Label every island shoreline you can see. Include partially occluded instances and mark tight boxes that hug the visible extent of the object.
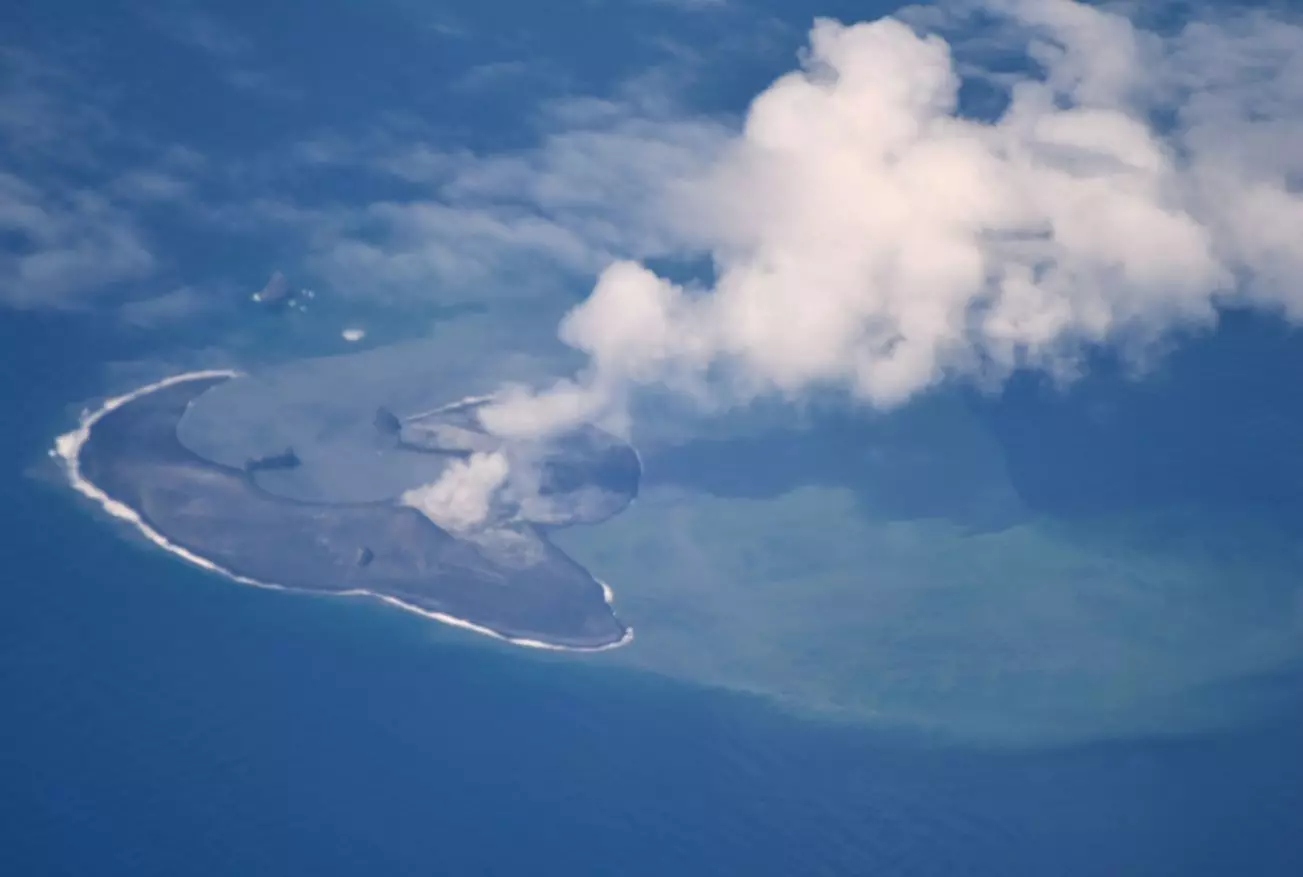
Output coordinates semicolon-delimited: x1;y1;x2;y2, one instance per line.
51;370;633;654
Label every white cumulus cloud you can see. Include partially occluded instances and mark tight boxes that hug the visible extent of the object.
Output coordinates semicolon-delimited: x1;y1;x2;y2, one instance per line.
474;0;1303;442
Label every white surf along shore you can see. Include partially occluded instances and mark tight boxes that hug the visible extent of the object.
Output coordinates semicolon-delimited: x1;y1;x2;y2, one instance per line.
50;370;631;653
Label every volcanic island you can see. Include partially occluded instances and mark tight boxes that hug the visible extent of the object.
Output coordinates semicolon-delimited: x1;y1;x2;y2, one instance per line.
55;370;639;651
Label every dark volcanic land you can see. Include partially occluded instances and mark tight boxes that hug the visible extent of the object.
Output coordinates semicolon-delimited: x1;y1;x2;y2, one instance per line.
77;376;634;650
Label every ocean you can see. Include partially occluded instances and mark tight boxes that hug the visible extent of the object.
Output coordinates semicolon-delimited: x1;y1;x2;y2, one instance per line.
3;314;1303;877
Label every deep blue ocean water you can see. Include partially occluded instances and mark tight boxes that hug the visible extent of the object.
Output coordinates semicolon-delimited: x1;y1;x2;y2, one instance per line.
3;315;1303;877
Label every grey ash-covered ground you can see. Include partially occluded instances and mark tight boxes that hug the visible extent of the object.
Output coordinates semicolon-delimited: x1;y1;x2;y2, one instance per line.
79;373;639;649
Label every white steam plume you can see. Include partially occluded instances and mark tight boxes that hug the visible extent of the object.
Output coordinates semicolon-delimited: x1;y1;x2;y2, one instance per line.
477;0;1303;443
400;452;510;532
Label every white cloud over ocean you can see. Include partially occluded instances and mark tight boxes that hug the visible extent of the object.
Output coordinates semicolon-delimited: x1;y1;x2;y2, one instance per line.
477;0;1303;443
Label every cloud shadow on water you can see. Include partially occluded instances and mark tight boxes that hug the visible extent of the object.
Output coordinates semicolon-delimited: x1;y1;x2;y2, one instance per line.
977;310;1303;531
644;310;1303;544
638;393;1028;535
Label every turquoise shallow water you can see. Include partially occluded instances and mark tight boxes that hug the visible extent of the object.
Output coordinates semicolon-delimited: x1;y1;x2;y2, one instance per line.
4;312;1303;876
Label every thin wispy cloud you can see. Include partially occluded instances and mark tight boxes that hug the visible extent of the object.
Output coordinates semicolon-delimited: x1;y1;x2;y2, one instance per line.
109;169;193;203
117;285;214;328
449;60;535;94
135;2;298;101
0;45;206;310
0;173;155;309
144;5;252;59
0;48;120;166
233;95;729;305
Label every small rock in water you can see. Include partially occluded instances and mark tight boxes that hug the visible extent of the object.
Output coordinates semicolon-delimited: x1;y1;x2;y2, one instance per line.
245;447;301;473
251;270;292;306
374;407;402;436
